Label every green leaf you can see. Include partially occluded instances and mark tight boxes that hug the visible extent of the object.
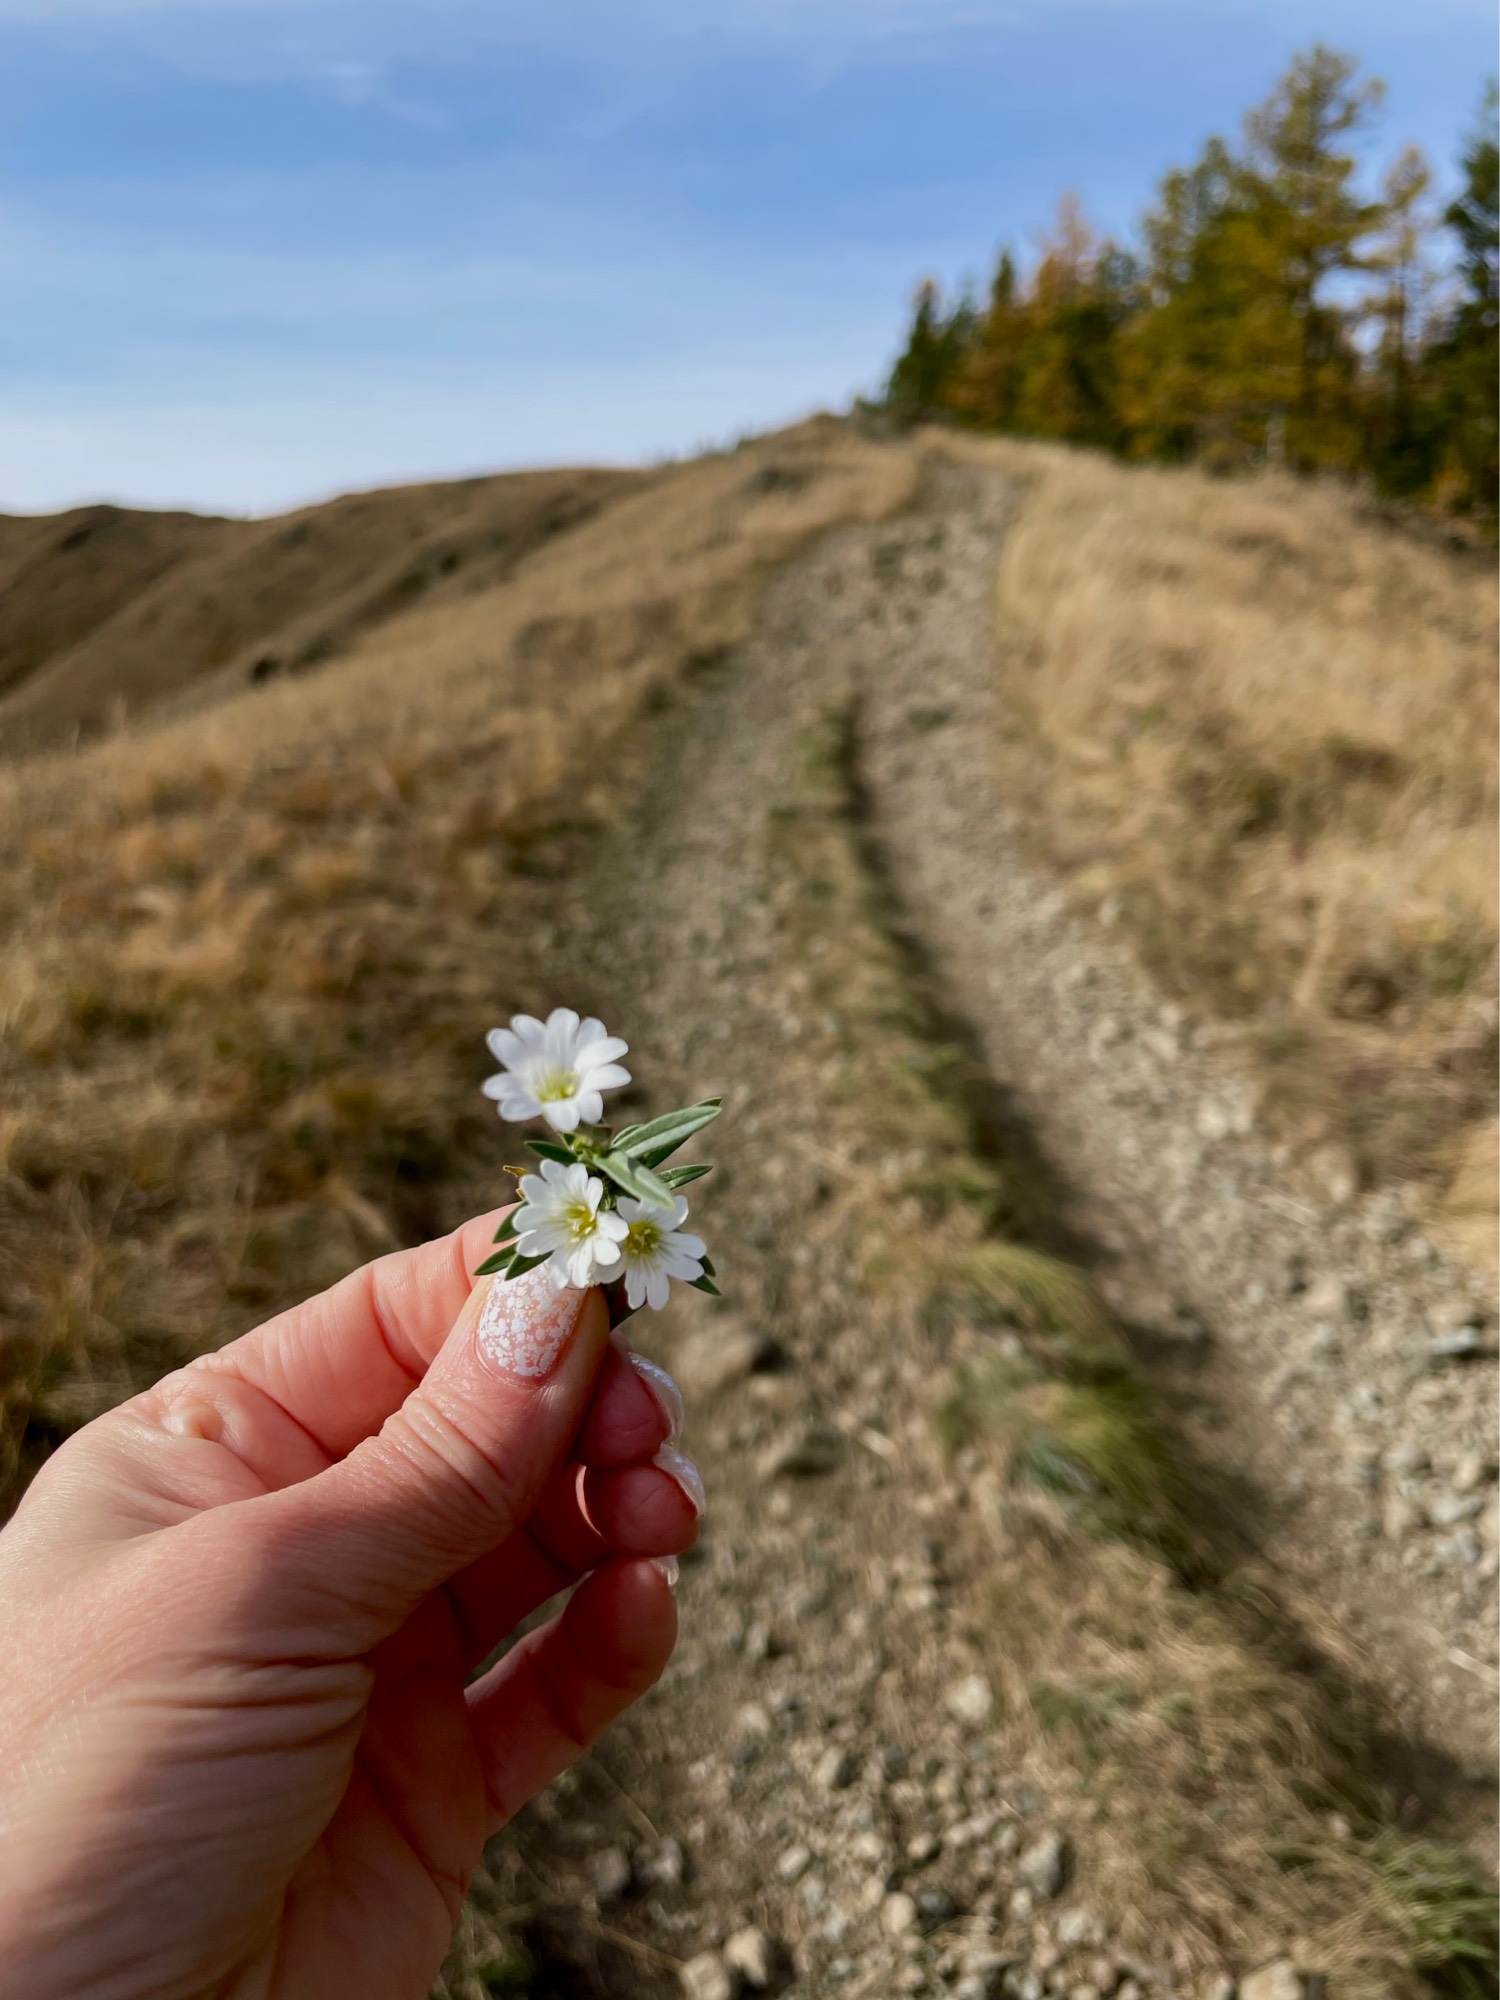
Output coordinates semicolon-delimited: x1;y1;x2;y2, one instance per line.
474;1247;516;1277
688;1274;721;1296
503;1250;552;1281
525;1138;575;1164
596;1151;676;1207
658;1162;713;1189
612;1100;722;1167
698;1253;716;1277
491;1211;521;1245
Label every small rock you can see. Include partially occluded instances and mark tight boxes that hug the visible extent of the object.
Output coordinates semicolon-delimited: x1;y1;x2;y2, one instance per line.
816;1744;859;1791
1055;1909;1101;1947
1240;1962;1306;2000
758;1424;842;1479
1017;1831;1070;1901
915;1885;959;1923
1384;1490;1428;1540
1303;1275;1349;1320
1070;1987;1102;2000
906;1831;941;1864
1453;1451;1496;1494
1008;1886;1035;1921
676;1324;779;1397
945;1673;994;1726
775;1842;813;1883
637;1836;685;1888
590;1846;632;1903
1383;1440;1430;1476
1197;1099;1234;1143
1203;1980;1235;2000
1430;1491;1484;1529
723;1927;778;1990
1429;1327;1485;1363
680;1952;737;2000
1309;1145;1358;1206
881;1891;920;1936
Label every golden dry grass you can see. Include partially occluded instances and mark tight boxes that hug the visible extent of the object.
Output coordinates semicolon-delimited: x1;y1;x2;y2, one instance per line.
0;420;914;1507
937;432;1498;1257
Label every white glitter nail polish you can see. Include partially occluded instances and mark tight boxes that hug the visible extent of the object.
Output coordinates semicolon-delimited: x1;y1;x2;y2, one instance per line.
476;1266;585;1379
630;1355;685;1441
653;1445;706;1517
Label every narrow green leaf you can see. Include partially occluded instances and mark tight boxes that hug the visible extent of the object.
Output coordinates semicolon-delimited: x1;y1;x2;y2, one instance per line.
613;1100;722;1167
525;1138;575;1164
504;1250;552;1281
658;1162;713;1189
698;1253;716;1277
491;1211;521;1246
474;1247;516;1277
597;1152;675;1207
688;1274;721;1296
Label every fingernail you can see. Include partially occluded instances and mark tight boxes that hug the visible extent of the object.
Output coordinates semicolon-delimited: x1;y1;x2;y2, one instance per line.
651;1554;681;1590
653;1445;706;1518
476;1266;587;1380
630;1355;685;1442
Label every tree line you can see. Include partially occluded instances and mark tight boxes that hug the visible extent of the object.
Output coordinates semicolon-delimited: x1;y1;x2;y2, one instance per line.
885;49;1498;519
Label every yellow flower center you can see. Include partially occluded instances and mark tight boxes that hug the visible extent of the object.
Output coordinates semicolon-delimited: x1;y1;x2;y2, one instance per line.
535;1067;580;1103
623;1219;662;1259
562;1199;597;1243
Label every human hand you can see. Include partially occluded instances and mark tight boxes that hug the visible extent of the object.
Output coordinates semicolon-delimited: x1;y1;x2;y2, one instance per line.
0;1210;702;2000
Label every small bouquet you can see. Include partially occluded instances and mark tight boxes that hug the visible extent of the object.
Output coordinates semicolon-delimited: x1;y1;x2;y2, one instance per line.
475;1008;720;1323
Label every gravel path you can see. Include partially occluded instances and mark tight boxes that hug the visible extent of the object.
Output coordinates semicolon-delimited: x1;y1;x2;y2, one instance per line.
481;454;1495;1999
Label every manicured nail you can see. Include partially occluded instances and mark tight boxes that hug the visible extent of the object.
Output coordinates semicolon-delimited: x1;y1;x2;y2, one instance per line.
653;1445;706;1518
651;1554;681;1590
476;1267;586;1380
630;1355;685;1442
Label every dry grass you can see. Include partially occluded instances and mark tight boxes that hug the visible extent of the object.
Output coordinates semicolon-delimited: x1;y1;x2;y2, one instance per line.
0;419;914;1510
935;433;1498;1259
768;707;1497;1996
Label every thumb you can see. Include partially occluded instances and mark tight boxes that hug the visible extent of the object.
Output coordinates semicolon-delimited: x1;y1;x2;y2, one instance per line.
246;1266;611;1647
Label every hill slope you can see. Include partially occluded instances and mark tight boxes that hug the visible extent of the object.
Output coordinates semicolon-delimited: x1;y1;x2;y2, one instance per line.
0;467;641;754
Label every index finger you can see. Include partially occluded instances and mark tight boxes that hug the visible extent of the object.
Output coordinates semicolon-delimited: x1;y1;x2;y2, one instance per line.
191;1208;510;1460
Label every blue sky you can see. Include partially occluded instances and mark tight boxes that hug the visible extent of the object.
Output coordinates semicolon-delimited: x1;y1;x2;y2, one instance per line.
1;1;1493;514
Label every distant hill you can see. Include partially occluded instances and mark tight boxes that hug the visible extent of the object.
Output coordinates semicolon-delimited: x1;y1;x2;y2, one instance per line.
0;468;641;756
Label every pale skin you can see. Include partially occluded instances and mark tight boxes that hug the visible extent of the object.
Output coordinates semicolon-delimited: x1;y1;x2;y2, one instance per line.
0;1209;700;2000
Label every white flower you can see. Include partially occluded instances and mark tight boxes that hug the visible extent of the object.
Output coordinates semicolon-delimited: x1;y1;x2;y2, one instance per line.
483;1008;630;1133
513;1159;629;1290
597;1195;706;1312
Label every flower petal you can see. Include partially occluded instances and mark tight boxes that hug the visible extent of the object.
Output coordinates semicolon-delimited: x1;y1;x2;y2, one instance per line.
646;1268;672;1311
576;1091;604;1126
582;1062;631;1093
542;1098;583;1133
485;1026;526;1067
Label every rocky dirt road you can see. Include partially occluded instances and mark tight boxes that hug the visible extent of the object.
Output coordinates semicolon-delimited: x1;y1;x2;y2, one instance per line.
450;453;1496;2000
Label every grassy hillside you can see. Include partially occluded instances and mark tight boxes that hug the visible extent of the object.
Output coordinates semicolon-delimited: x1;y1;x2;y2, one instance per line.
0;421;914;1504
0;467;642;754
948;433;1499;1269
